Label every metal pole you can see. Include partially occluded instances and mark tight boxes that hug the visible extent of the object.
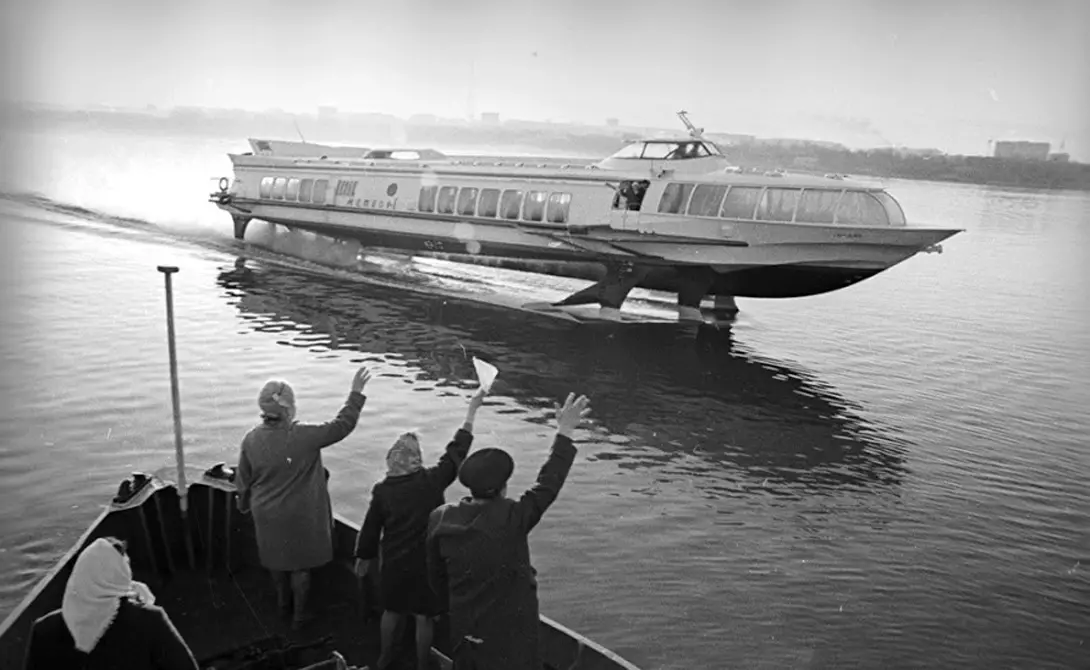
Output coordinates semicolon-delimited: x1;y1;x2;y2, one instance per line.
158;266;188;505
158;265;195;570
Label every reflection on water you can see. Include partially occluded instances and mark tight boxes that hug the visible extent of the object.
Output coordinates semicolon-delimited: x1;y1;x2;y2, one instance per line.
217;257;907;498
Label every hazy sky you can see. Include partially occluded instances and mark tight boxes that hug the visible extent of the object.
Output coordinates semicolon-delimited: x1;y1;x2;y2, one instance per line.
3;0;1088;158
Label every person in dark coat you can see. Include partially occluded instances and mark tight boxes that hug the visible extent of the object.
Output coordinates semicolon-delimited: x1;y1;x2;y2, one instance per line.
355;387;487;670
426;392;591;670
236;366;372;628
24;536;198;670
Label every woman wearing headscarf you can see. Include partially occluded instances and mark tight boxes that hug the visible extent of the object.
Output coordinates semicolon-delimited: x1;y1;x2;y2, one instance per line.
24;537;198;670
354;387;487;670
426;392;590;670
236;366;372;629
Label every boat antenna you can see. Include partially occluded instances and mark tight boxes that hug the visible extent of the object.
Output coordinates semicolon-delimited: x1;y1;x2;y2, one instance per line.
677;110;706;141
157;265;196;570
293;118;307;143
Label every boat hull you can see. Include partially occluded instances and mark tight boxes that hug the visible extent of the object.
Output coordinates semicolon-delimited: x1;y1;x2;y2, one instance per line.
226;200;954;299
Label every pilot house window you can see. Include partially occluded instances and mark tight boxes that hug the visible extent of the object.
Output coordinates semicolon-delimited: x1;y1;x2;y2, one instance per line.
299;179;314;203
286;178;301;201
260;177;274;199
272;178;287;200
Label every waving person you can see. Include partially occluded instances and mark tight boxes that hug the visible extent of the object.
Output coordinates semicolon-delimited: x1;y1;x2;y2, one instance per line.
236;366;372;629
426;392;591;670
354;386;488;670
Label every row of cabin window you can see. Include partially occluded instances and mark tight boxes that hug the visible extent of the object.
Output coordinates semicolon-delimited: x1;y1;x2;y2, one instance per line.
419;186;573;224
259;176;329;204
658;184;904;225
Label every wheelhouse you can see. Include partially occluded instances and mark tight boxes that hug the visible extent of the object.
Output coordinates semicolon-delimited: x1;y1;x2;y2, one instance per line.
604;139;724;161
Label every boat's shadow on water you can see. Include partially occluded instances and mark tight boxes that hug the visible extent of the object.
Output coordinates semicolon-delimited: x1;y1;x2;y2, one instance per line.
217;257;908;496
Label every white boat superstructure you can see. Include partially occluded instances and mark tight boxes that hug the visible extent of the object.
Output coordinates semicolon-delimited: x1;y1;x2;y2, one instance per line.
211;112;961;321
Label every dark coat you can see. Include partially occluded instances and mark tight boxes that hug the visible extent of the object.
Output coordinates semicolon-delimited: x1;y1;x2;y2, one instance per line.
355;428;474;615
236;392;366;571
426;435;577;670
24;597;198;670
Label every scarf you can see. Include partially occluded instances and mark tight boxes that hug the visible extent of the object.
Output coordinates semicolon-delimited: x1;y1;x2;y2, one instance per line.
386;433;424;476
258;380;296;421
61;538;156;653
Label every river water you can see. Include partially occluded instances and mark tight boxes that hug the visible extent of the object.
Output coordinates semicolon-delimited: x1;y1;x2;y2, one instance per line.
0;127;1087;669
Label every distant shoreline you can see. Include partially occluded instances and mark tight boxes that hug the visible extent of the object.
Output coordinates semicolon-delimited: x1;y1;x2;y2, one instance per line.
5;106;1088;192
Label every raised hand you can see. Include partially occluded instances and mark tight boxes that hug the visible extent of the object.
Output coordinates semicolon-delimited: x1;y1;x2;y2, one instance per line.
555;393;591;437
351;367;372;394
468;386;488;411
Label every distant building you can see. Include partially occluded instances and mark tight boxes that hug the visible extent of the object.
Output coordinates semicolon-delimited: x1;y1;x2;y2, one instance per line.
318;106;338;117
481;112;500;125
1048;152;1070;163
606;117;619;127
994;140;1050;160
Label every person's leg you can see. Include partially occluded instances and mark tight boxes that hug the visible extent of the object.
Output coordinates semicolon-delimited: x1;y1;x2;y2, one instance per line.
290;569;313;627
376;611;402;668
414;614;435;670
271;570;292;619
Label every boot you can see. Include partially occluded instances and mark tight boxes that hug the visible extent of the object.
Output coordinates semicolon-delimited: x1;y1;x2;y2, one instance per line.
291;569;315;629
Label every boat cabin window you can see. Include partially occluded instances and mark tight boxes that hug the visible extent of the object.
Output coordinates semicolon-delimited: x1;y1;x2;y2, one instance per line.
500;190;523;219
272;177;287;200
523;191;547;222
756;188;800;222
437;186;457;214
719;186;762;219
313;179;328;205
796;189;840;223
299;179;314;203
874;191;906;226
419;185;437;212
658;182;694;214
688;185;727;217
457;187;479;216
260;177;274;198
612;179;649;211
609;143;645;159
286;178;301;201
835;191;888;225
478;189;500;217
547;193;572;224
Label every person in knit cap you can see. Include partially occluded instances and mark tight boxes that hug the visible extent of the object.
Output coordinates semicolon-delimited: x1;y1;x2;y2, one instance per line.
236;366;372;629
426;392;591;670
354;386;488;670
23;537;198;669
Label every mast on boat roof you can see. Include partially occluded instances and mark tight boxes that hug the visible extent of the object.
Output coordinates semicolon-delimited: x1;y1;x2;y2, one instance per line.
677;110;706;141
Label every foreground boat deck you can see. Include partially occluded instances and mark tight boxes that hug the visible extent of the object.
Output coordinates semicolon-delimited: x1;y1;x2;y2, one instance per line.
156;562;389;669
